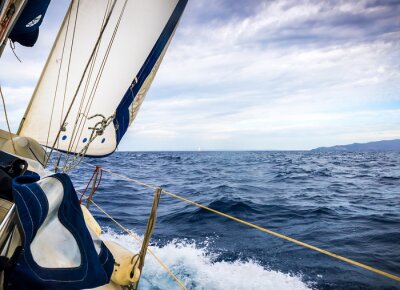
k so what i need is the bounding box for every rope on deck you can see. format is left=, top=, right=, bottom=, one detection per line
left=81, top=160, right=400, bottom=283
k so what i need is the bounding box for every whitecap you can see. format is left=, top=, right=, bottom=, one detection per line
left=101, top=229, right=312, bottom=290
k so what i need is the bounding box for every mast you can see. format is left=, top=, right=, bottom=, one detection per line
left=17, top=1, right=73, bottom=134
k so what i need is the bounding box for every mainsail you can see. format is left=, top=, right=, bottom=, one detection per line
left=18, top=0, right=187, bottom=157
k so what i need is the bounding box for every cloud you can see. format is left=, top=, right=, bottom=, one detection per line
left=120, top=0, right=400, bottom=150
left=1, top=0, right=399, bottom=150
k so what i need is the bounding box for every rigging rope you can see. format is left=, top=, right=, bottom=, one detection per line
left=65, top=0, right=112, bottom=161
left=63, top=113, right=115, bottom=171
left=45, top=0, right=119, bottom=167
left=45, top=1, right=74, bottom=155
left=0, top=85, right=16, bottom=153
left=59, top=0, right=80, bottom=137
left=9, top=41, right=21, bottom=62
left=160, top=189, right=400, bottom=282
left=80, top=160, right=400, bottom=283
left=62, top=0, right=127, bottom=172
left=57, top=0, right=81, bottom=168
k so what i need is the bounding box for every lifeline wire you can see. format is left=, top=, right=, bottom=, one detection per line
left=81, top=160, right=400, bottom=283
left=161, top=188, right=400, bottom=282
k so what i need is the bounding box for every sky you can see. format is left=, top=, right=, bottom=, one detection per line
left=0, top=0, right=399, bottom=151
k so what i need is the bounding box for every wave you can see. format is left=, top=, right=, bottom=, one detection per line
left=75, top=151, right=400, bottom=289
left=160, top=196, right=342, bottom=227
left=101, top=229, right=312, bottom=290
left=378, top=176, right=400, bottom=185
left=204, top=198, right=263, bottom=214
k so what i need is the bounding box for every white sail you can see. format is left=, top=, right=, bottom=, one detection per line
left=18, top=0, right=187, bottom=157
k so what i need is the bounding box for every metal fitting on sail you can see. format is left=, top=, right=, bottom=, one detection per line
left=60, top=122, right=68, bottom=132
left=87, top=113, right=115, bottom=136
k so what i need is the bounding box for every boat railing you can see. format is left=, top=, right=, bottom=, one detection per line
left=0, top=200, right=17, bottom=254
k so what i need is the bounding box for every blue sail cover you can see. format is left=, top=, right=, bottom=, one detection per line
left=9, top=0, right=51, bottom=47
left=9, top=173, right=114, bottom=290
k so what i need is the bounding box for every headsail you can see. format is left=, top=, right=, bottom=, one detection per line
left=18, top=0, right=187, bottom=157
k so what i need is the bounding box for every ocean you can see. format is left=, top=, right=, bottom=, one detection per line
left=69, top=151, right=400, bottom=290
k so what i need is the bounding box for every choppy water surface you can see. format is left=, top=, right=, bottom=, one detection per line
left=69, top=151, right=400, bottom=290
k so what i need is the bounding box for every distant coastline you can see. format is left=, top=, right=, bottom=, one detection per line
left=311, top=139, right=400, bottom=152
left=115, top=139, right=400, bottom=152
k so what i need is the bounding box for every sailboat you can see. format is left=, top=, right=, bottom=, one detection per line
left=0, top=0, right=187, bottom=289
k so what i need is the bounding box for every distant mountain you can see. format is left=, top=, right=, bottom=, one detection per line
left=312, top=139, right=400, bottom=152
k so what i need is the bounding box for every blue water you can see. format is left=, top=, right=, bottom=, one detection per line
left=69, top=151, right=400, bottom=290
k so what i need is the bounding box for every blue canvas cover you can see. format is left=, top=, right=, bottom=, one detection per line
left=8, top=173, right=114, bottom=290
left=9, top=0, right=51, bottom=47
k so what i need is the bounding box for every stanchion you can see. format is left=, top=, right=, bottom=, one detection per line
left=86, top=166, right=101, bottom=209
left=132, top=187, right=162, bottom=290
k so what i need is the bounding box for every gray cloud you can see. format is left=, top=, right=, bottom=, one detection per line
left=133, top=0, right=400, bottom=150
left=1, top=0, right=399, bottom=150
left=181, top=0, right=400, bottom=48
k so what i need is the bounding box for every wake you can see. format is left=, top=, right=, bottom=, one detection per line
left=101, top=229, right=312, bottom=290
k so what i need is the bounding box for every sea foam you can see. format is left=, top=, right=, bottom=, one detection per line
left=101, top=229, right=312, bottom=290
